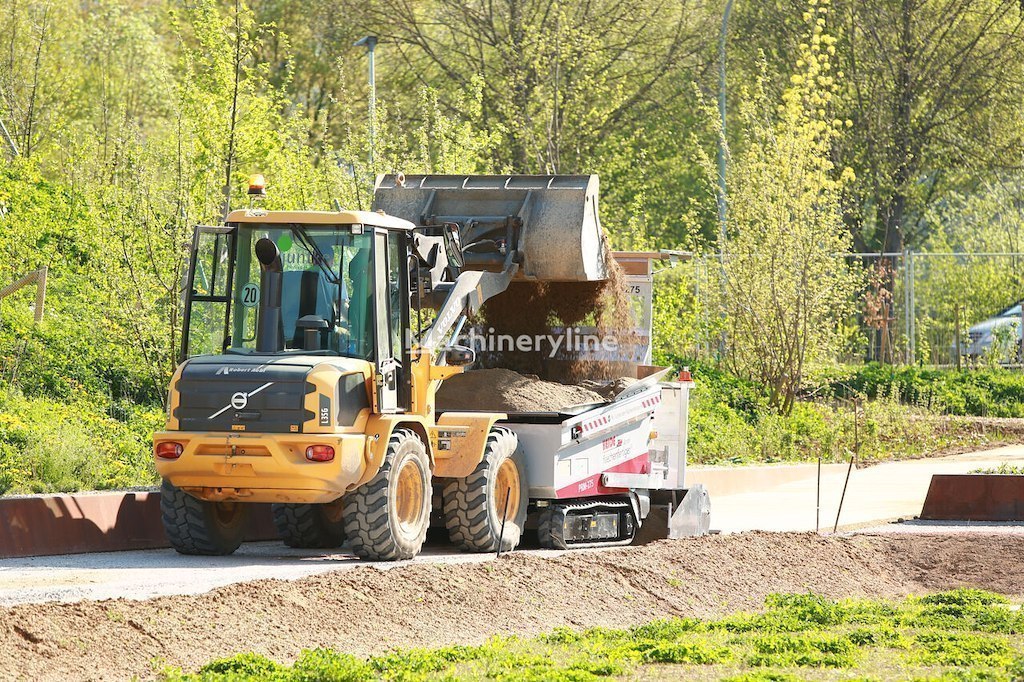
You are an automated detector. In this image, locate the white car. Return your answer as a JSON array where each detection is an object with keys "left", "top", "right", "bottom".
[{"left": 961, "top": 301, "right": 1023, "bottom": 358}]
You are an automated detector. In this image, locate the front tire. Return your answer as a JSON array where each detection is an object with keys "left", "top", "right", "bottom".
[
  {"left": 160, "top": 479, "right": 249, "bottom": 556},
  {"left": 342, "top": 429, "right": 431, "bottom": 561},
  {"left": 272, "top": 501, "right": 347, "bottom": 549},
  {"left": 443, "top": 427, "right": 528, "bottom": 553}
]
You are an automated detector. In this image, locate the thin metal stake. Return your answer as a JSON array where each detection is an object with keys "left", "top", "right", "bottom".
[
  {"left": 816, "top": 455, "right": 821, "bottom": 533},
  {"left": 496, "top": 486, "right": 511, "bottom": 558},
  {"left": 833, "top": 400, "right": 859, "bottom": 533},
  {"left": 833, "top": 455, "right": 854, "bottom": 533}
]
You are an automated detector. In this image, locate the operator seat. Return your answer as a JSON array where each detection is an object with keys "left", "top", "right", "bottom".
[{"left": 280, "top": 270, "right": 334, "bottom": 349}]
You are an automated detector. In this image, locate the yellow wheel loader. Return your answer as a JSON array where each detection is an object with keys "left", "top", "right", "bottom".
[{"left": 154, "top": 174, "right": 709, "bottom": 560}]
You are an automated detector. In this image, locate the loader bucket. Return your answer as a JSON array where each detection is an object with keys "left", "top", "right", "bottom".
[{"left": 373, "top": 174, "right": 608, "bottom": 282}]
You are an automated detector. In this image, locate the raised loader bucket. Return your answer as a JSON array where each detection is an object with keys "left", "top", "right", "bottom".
[{"left": 373, "top": 174, "right": 608, "bottom": 282}]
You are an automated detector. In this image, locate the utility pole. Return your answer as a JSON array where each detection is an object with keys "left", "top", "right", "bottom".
[{"left": 354, "top": 35, "right": 378, "bottom": 168}]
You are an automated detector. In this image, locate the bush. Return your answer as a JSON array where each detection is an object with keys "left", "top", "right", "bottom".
[
  {"left": 673, "top": 358, "right": 1000, "bottom": 465},
  {"left": 0, "top": 388, "right": 162, "bottom": 494},
  {"left": 810, "top": 363, "right": 1024, "bottom": 418}
]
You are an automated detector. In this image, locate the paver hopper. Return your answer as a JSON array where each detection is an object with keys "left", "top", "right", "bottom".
[{"left": 372, "top": 174, "right": 609, "bottom": 282}]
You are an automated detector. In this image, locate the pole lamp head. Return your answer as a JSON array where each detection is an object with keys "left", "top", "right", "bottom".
[{"left": 354, "top": 35, "right": 378, "bottom": 51}]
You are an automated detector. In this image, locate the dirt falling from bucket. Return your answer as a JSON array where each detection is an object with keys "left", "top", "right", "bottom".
[{"left": 477, "top": 250, "right": 638, "bottom": 383}]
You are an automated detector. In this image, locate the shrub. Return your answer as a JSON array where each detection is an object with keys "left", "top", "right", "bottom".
[{"left": 0, "top": 388, "right": 162, "bottom": 494}]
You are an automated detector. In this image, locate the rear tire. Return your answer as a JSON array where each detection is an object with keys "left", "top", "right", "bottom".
[
  {"left": 342, "top": 429, "right": 431, "bottom": 561},
  {"left": 160, "top": 479, "right": 249, "bottom": 556},
  {"left": 272, "top": 501, "right": 346, "bottom": 549},
  {"left": 443, "top": 427, "right": 528, "bottom": 553}
]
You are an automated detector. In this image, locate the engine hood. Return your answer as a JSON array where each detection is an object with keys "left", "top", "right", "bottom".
[{"left": 172, "top": 355, "right": 320, "bottom": 434}]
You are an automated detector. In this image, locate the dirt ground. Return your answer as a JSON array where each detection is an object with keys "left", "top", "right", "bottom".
[{"left": 1, "top": 532, "right": 1022, "bottom": 681}]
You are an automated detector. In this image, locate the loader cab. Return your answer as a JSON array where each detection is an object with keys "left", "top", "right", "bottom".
[{"left": 180, "top": 211, "right": 414, "bottom": 412}]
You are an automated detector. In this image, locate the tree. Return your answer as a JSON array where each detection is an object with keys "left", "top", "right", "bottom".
[
  {"left": 913, "top": 175, "right": 1024, "bottom": 363},
  {"left": 726, "top": 0, "right": 1024, "bottom": 254},
  {"left": 711, "top": 0, "right": 858, "bottom": 412},
  {"left": 0, "top": 0, "right": 72, "bottom": 158},
  {"left": 839, "top": 0, "right": 1024, "bottom": 253},
  {"left": 365, "top": 0, "right": 713, "bottom": 174}
]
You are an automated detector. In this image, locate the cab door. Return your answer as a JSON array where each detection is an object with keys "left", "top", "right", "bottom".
[
  {"left": 180, "top": 226, "right": 235, "bottom": 362},
  {"left": 373, "top": 230, "right": 409, "bottom": 412}
]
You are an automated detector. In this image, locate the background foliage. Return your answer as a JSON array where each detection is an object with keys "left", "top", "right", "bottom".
[{"left": 3, "top": 0, "right": 1024, "bottom": 489}]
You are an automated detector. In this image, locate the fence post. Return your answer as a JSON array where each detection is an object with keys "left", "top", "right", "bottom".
[
  {"left": 902, "top": 250, "right": 910, "bottom": 364},
  {"left": 0, "top": 268, "right": 47, "bottom": 323},
  {"left": 954, "top": 304, "right": 962, "bottom": 371},
  {"left": 910, "top": 251, "right": 916, "bottom": 363},
  {"left": 34, "top": 267, "right": 46, "bottom": 323}
]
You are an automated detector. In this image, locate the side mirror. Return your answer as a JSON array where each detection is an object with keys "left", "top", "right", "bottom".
[{"left": 443, "top": 344, "right": 475, "bottom": 367}]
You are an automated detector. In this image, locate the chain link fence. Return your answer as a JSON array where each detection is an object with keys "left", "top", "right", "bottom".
[{"left": 686, "top": 251, "right": 1024, "bottom": 367}]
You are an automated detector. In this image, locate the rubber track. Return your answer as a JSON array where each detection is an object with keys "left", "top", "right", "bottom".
[
  {"left": 443, "top": 427, "right": 520, "bottom": 552},
  {"left": 160, "top": 480, "right": 242, "bottom": 556},
  {"left": 537, "top": 499, "right": 635, "bottom": 550},
  {"left": 342, "top": 429, "right": 428, "bottom": 561},
  {"left": 272, "top": 503, "right": 344, "bottom": 549}
]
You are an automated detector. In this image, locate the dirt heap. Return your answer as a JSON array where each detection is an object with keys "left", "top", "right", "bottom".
[
  {"left": 580, "top": 376, "right": 639, "bottom": 400},
  {"left": 436, "top": 368, "right": 604, "bottom": 413},
  {"left": 2, "top": 532, "right": 1023, "bottom": 680}
]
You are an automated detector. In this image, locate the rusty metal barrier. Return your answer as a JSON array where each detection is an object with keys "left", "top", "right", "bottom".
[
  {"left": 0, "top": 490, "right": 276, "bottom": 559},
  {"left": 920, "top": 474, "right": 1024, "bottom": 522}
]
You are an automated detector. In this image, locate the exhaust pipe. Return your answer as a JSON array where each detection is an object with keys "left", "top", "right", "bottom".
[{"left": 255, "top": 237, "right": 283, "bottom": 353}]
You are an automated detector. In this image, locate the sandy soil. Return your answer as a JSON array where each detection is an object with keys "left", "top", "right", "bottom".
[
  {"left": 436, "top": 368, "right": 604, "bottom": 412},
  {"left": 1, "top": 532, "right": 1022, "bottom": 681}
]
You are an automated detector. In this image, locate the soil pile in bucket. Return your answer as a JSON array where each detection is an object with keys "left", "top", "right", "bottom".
[{"left": 436, "top": 368, "right": 604, "bottom": 413}]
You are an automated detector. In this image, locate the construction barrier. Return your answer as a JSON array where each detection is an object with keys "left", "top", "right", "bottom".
[{"left": 920, "top": 474, "right": 1024, "bottom": 522}]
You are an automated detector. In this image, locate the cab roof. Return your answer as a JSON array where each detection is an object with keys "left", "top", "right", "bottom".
[{"left": 225, "top": 209, "right": 415, "bottom": 231}]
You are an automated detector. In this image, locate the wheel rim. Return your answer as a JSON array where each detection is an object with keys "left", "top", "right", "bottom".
[
  {"left": 495, "top": 458, "right": 521, "bottom": 522},
  {"left": 395, "top": 458, "right": 425, "bottom": 537}
]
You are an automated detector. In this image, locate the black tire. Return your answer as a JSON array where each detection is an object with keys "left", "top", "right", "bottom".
[
  {"left": 160, "top": 479, "right": 249, "bottom": 556},
  {"left": 272, "top": 501, "right": 347, "bottom": 549},
  {"left": 443, "top": 427, "right": 528, "bottom": 553},
  {"left": 537, "top": 506, "right": 564, "bottom": 550},
  {"left": 342, "top": 429, "right": 431, "bottom": 561}
]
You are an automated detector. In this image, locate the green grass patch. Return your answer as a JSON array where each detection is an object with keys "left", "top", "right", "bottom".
[
  {"left": 162, "top": 589, "right": 1024, "bottom": 681},
  {"left": 811, "top": 363, "right": 1024, "bottom": 418},
  {"left": 970, "top": 463, "right": 1024, "bottom": 475}
]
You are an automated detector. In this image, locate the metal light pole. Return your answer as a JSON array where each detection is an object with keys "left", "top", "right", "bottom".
[
  {"left": 354, "top": 35, "right": 378, "bottom": 167},
  {"left": 715, "top": 0, "right": 734, "bottom": 359},
  {"left": 717, "top": 0, "right": 734, "bottom": 246}
]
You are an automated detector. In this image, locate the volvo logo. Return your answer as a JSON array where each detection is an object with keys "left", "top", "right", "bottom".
[{"left": 209, "top": 382, "right": 274, "bottom": 420}]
